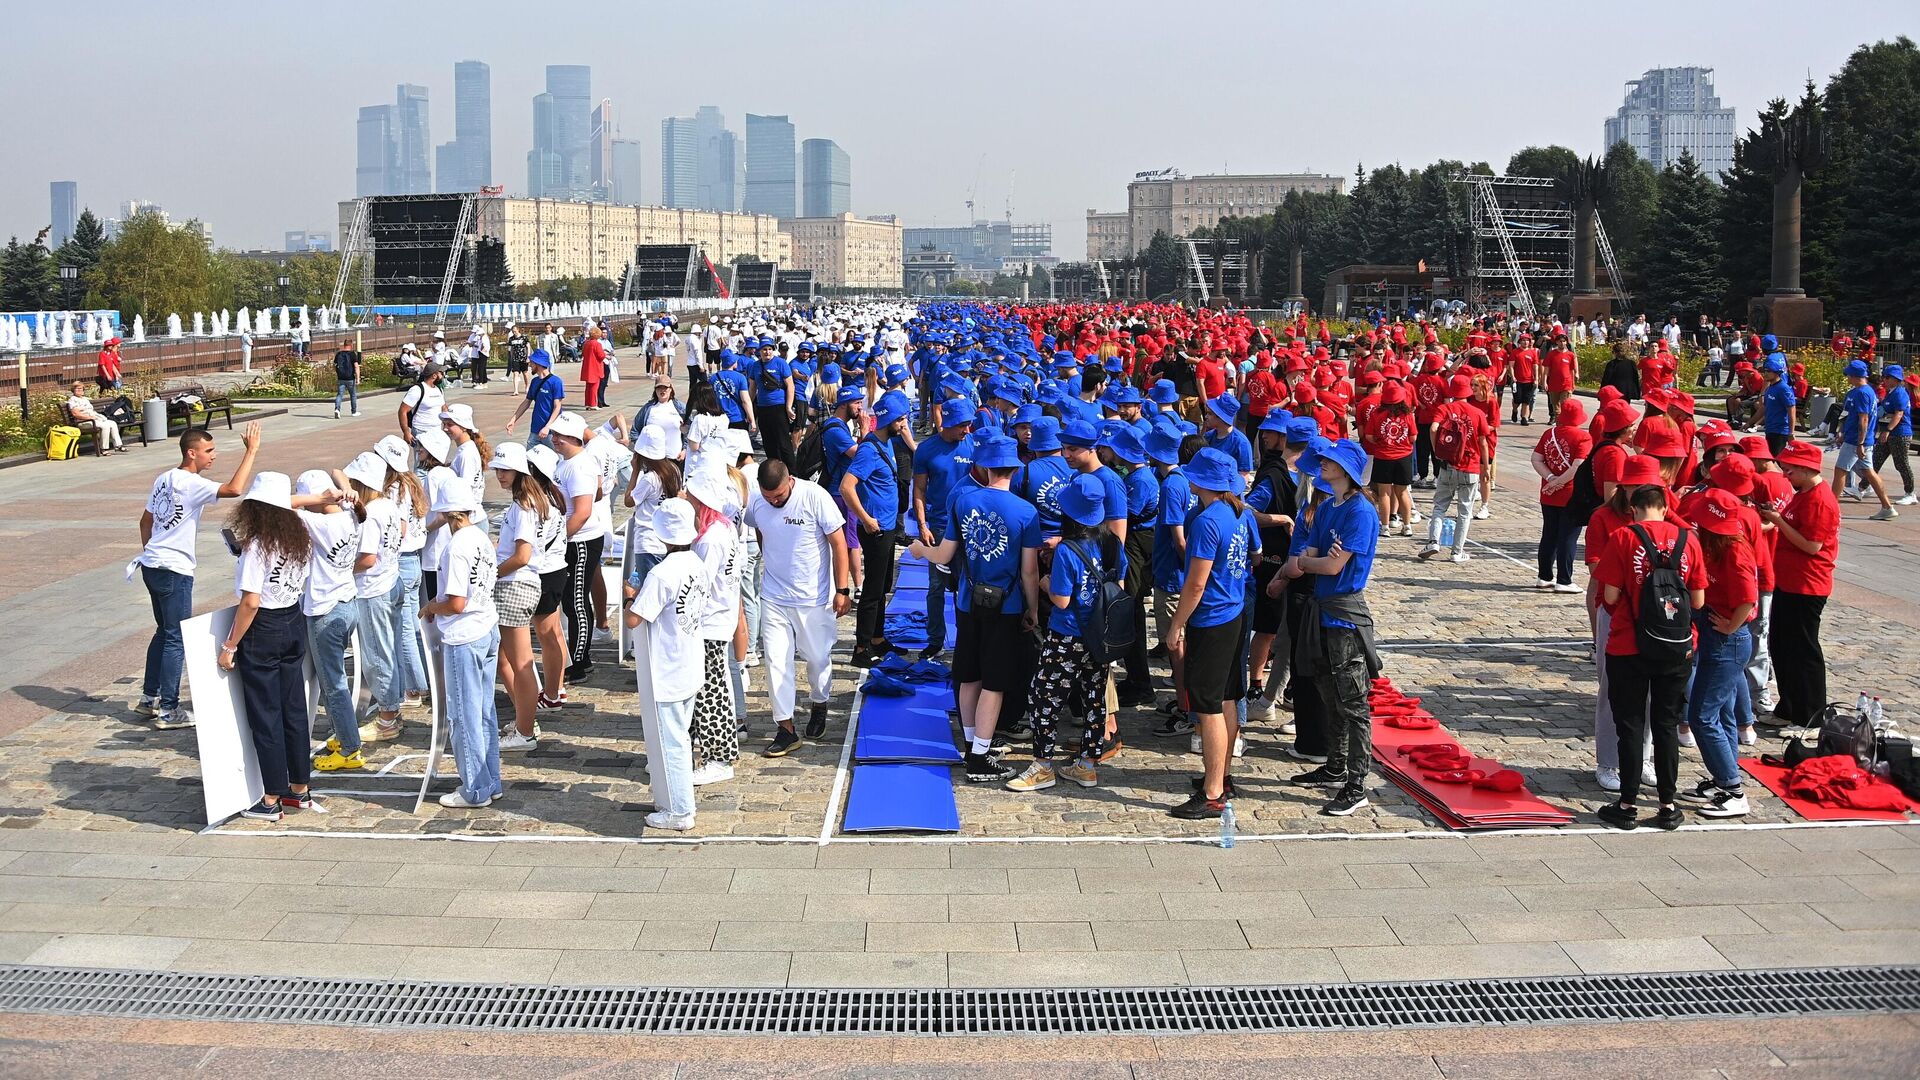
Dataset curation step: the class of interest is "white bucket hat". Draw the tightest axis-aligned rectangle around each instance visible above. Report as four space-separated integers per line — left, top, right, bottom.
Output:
294 469 334 498
526 444 561 480
441 402 478 432
414 428 452 465
635 426 669 461
488 443 530 475
243 472 293 510
652 499 696 546
343 451 388 491
548 411 587 442
428 469 480 514
682 457 735 512
374 435 411 474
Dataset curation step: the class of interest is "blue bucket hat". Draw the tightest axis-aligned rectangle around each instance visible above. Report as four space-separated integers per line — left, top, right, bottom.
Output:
1184 447 1238 493
1013 403 1043 426
1205 393 1240 427
1059 419 1101 449
1258 409 1295 434
1322 439 1369 485
1145 427 1183 467
1111 385 1143 405
1059 473 1108 527
1285 417 1320 445
529 348 552 368
873 397 910 428
1295 435 1333 478
1886 365 1906 381
1101 427 1147 466
1845 360 1870 379
1149 379 1179 405
974 436 1023 470
1027 416 1064 453
836 385 865 406
939 404 975 429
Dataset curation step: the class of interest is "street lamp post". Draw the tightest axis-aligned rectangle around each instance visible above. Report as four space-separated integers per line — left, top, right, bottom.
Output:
58 265 78 312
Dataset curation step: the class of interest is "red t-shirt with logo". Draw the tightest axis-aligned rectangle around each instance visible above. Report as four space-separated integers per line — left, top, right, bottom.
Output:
1244 369 1282 417
1364 407 1416 461
1412 374 1447 424
1702 535 1760 620
1774 482 1840 596
1432 401 1490 474
1545 349 1577 393
1511 347 1539 384
1595 519 1707 656
1534 425 1593 508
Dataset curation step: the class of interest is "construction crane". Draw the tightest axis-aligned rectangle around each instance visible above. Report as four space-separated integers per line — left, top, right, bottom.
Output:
964 154 986 223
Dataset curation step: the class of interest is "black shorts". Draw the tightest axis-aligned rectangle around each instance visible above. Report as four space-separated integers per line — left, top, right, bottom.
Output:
506 357 529 374
534 569 568 617
1370 455 1414 486
954 607 1028 694
1183 612 1247 714
1251 562 1285 635
1513 382 1537 405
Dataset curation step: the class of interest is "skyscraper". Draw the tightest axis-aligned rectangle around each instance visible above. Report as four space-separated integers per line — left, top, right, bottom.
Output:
1604 66 1737 178
661 116 699 209
694 106 742 212
528 92 562 197
394 84 432 193
744 114 796 219
611 139 645 205
589 99 616 198
436 59 492 192
801 139 850 217
50 181 78 247
356 104 397 196
546 65 592 193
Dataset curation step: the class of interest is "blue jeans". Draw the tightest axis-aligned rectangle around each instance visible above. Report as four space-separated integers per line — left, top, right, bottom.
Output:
334 379 359 413
1686 621 1751 790
393 553 428 696
308 599 361 753
741 546 763 654
924 532 950 655
355 586 401 711
443 628 503 804
141 565 193 711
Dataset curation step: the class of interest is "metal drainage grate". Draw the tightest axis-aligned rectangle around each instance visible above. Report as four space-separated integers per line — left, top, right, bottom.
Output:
1 965 1916 1036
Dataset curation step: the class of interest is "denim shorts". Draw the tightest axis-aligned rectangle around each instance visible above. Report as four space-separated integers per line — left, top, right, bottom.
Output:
1834 444 1870 475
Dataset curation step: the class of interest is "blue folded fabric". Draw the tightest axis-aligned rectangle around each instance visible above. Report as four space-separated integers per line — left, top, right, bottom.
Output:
862 672 916 697
874 653 914 676
906 658 952 683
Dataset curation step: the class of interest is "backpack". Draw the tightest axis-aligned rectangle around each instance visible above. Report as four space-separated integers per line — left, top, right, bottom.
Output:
1565 452 1604 523
333 349 357 381
1629 524 1694 667
1070 533 1138 664
1815 702 1877 768
792 424 827 482
1431 406 1476 468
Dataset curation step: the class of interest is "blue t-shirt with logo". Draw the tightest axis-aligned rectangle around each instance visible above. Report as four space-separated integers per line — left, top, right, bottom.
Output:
748 357 791 407
846 436 900 531
1882 385 1913 439
1014 455 1074 537
1205 426 1255 473
1763 380 1797 435
1184 498 1255 628
913 435 966 536
1306 491 1380 619
525 372 565 433
949 486 1039 615
1088 466 1128 525
1153 469 1195 593
1124 466 1159 521
821 417 857 489
1843 384 1879 447
1048 535 1101 637
711 370 749 423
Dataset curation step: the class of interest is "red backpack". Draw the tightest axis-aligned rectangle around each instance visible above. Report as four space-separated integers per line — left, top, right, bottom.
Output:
1432 405 1477 468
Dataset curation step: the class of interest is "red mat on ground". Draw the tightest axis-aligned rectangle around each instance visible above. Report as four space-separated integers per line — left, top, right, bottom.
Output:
1370 678 1573 830
1740 757 1920 823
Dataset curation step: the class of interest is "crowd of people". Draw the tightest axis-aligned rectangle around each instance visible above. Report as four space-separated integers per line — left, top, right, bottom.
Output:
126 298 1856 833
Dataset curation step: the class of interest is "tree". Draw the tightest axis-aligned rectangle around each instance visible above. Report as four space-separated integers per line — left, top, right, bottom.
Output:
1141 231 1187 297
90 210 218 321
55 209 107 301
1506 145 1582 181
1717 99 1787 313
0 237 56 310
1837 114 1920 326
1597 141 1657 286
1636 152 1727 316
1826 36 1920 324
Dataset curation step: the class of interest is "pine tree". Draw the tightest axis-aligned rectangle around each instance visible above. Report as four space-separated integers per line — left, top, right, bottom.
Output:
1597 141 1658 285
1637 152 1727 315
1717 99 1787 312
1837 124 1920 327
0 237 56 310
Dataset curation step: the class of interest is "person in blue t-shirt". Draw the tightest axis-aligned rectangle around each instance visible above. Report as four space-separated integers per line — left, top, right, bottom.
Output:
1061 419 1129 544
1834 360 1894 517
912 410 975 658
1761 360 1797 456
1006 473 1114 794
1280 439 1380 818
1201 392 1256 475
505 350 566 448
1147 426 1201 729
1014 417 1074 538
1168 447 1260 820
909 436 1039 783
842 395 909 667
1100 425 1159 706
748 340 796 468
1875 365 1916 505
709 355 754 432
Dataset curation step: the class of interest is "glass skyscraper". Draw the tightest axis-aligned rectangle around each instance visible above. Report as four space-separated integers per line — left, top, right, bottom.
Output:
801 138 850 217
356 104 397 196
1604 66 1736 178
546 65 592 194
694 106 742 212
50 181 78 247
394 84 432 194
744 114 796 218
660 116 698 209
436 60 491 192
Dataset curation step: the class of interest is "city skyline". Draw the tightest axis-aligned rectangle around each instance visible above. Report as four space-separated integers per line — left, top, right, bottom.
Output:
0 1 1907 255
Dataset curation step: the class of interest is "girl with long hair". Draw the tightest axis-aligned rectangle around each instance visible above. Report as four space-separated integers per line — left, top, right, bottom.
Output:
624 428 683 592
443 404 493 528
492 444 555 751
1363 382 1416 535
525 445 573 710
421 471 503 809
340 452 409 746
1679 491 1758 819
683 456 745 789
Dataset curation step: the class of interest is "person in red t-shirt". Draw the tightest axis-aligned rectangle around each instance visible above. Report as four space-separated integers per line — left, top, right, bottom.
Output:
1410 362 1448 487
1594 483 1708 826
1468 374 1502 518
1195 352 1228 401
1758 441 1839 728
1418 375 1490 562
1532 397 1593 591
1682 488 1760 816
1509 339 1540 426
1242 354 1282 439
1365 381 1418 535
1544 342 1579 416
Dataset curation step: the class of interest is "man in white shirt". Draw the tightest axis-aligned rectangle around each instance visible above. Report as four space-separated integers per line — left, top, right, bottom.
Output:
685 325 707 375
551 411 605 681
743 459 852 756
135 422 263 728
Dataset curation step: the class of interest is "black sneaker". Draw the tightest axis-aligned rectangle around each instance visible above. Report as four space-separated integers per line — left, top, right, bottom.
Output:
963 751 1014 783
998 719 1031 739
804 703 829 739
281 791 315 812
1116 685 1155 708
1147 643 1168 660
1321 785 1369 816
1151 714 1196 738
764 727 802 758
1293 764 1346 787
1675 778 1721 805
1169 791 1226 820
1187 776 1238 799
1652 805 1685 831
1597 803 1639 830
240 798 282 821
564 661 594 683
848 646 881 668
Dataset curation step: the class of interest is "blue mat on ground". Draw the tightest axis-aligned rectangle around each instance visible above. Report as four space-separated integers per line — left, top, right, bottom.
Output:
894 559 931 590
855 686 961 763
842 763 960 833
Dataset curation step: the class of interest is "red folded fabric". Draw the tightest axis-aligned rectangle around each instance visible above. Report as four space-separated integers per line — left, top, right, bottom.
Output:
1408 752 1472 771
1396 742 1462 758
1424 769 1486 784
1384 714 1438 730
1471 769 1526 793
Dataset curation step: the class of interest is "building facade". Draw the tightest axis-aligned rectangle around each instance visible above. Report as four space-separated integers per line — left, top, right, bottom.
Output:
546 65 592 194
50 181 78 247
611 139 645 206
780 213 903 290
1084 210 1131 261
589 99 615 197
801 138 851 217
356 104 397 196
1094 171 1344 256
694 105 742 212
906 220 1054 271
744 114 796 219
1604 66 1737 177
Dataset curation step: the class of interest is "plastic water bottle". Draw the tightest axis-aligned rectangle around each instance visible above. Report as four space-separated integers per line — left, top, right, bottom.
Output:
1439 517 1457 549
1870 697 1886 731
1219 801 1236 849
1857 692 1873 724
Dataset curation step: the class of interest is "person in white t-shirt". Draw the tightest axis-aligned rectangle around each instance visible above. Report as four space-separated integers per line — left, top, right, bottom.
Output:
489 443 558 752
374 435 432 718
421 471 503 809
625 499 709 831
550 411 604 682
743 460 851 757
684 456 745 787
217 472 317 822
584 418 630 643
135 422 262 729
398 365 448 450
341 451 409 744
623 426 679 593
295 470 369 774
441 403 493 529
524 444 573 708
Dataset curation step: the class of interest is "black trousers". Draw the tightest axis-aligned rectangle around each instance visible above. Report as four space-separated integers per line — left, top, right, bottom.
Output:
1536 502 1583 586
1414 427 1434 481
1769 591 1828 727
1874 435 1914 496
755 401 794 468
856 525 897 644
239 605 309 797
564 535 604 667
1606 652 1688 806
1315 624 1373 786
1285 588 1329 758
1119 527 1154 692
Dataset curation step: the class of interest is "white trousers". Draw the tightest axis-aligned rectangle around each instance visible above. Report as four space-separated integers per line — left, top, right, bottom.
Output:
763 600 836 722
91 416 123 449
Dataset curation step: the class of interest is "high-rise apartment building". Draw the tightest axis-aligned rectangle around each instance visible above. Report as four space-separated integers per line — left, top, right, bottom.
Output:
661 116 699 209
744 114 796 219
528 92 561 197
611 139 645 206
801 138 850 218
436 59 492 192
356 104 397 196
394 84 432 193
1604 66 1737 178
694 105 742 212
50 181 78 247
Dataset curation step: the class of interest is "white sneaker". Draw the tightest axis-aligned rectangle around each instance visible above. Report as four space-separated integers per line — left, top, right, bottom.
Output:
1450 553 1470 563
1417 545 1442 561
689 762 734 787
1595 766 1622 792
1536 578 1555 590
154 709 195 730
742 652 762 669
135 695 158 717
1898 494 1918 506
438 789 493 808
498 730 538 752
1677 725 1696 748
1410 510 1424 524
1553 582 1583 594
1870 506 1898 521
1473 505 1491 520
1739 725 1757 746
592 626 614 643
644 811 695 831
1279 720 1297 736
1841 488 1863 502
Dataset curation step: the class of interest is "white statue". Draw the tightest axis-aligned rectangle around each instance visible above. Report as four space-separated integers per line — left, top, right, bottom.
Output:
167 313 182 339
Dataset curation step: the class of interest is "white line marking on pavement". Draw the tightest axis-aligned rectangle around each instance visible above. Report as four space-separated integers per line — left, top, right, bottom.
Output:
818 688 862 846
1467 537 1536 570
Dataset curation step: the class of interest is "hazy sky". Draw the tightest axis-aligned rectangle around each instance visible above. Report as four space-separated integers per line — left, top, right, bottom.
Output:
2 1 1912 260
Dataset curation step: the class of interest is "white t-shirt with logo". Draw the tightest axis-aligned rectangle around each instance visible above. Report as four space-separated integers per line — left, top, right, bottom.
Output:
587 435 627 540
403 382 445 436
389 481 427 554
533 497 567 574
235 541 309 610
299 510 361 617
495 500 546 586
437 524 498 647
420 465 458 569
630 549 710 704
556 452 606 543
138 469 222 575
627 470 667 556
356 497 405 599
451 439 490 527
744 478 845 608
691 523 742 642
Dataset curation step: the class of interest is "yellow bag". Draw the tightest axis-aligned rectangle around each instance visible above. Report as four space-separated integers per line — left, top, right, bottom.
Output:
46 425 82 460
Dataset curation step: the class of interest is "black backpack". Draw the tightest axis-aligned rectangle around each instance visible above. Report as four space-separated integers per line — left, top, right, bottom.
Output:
1566 452 1603 523
1629 524 1694 666
333 349 358 381
1069 533 1138 664
792 424 827 482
